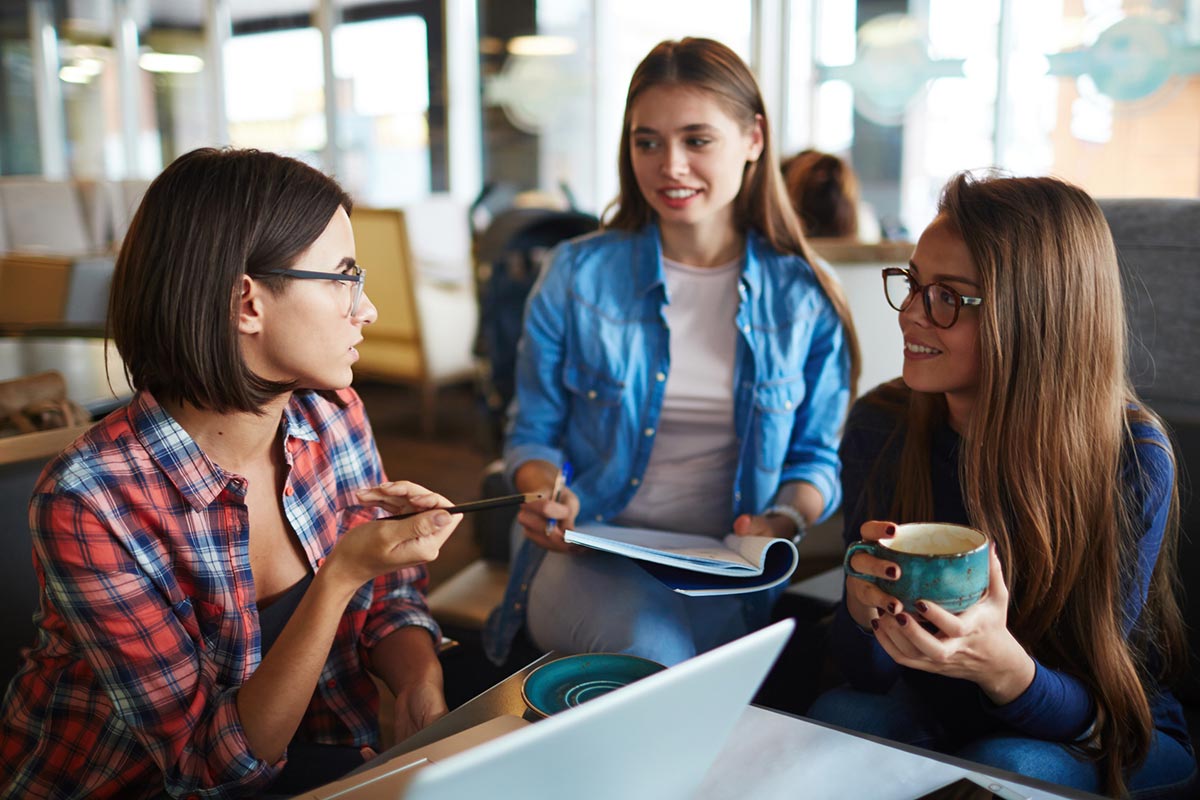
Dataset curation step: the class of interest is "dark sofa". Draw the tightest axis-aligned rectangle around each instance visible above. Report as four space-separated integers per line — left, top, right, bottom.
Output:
1100 198 1200 727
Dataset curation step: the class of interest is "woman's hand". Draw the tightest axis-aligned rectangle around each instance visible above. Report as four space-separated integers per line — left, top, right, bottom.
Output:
355 480 447 518
392 677 448 743
322 482 461 590
732 513 795 539
517 485 581 553
844 520 903 629
870 546 1036 705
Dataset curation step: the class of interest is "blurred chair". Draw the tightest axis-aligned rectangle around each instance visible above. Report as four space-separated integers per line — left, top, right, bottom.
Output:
349 206 478 437
0 179 95 256
0 423 90 691
1099 197 1200 729
401 194 475 285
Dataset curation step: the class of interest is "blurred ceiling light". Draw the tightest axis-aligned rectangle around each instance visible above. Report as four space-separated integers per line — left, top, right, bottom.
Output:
59 65 93 84
75 57 105 77
507 35 576 57
139 51 204 74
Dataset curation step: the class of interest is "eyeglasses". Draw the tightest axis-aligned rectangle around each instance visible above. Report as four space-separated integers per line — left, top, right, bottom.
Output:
882 267 982 329
253 265 367 318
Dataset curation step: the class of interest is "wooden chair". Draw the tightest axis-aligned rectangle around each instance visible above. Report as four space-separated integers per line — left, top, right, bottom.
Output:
350 207 479 437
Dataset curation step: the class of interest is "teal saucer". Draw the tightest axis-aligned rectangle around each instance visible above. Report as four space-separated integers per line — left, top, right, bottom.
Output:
521 653 665 719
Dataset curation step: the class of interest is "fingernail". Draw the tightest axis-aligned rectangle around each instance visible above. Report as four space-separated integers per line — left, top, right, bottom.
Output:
883 524 896 537
432 511 451 526
875 607 884 616
885 566 898 579
915 601 928 614
887 601 898 614
897 614 908 627
870 619 879 631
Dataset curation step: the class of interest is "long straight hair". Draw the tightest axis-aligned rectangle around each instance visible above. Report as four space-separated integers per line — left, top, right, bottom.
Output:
884 173 1185 795
605 37 860 395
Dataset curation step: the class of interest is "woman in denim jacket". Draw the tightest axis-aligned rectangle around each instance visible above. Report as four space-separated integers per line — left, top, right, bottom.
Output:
485 38 860 666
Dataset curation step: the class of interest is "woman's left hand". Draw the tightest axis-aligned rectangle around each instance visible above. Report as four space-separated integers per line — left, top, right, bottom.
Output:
391 677 448 743
732 513 795 539
871 546 1036 705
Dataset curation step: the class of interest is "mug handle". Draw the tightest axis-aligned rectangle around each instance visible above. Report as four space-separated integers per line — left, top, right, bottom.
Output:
843 541 880 583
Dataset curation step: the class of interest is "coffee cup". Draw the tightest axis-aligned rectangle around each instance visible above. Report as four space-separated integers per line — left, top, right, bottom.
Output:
843 523 989 613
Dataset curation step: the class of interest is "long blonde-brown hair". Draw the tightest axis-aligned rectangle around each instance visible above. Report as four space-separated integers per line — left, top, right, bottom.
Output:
883 173 1185 795
605 37 860 395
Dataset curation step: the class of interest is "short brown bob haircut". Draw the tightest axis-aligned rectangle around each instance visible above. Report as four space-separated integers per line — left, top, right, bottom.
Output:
109 147 352 414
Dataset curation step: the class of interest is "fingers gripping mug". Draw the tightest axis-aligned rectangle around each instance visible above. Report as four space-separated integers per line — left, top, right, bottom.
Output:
843 523 989 613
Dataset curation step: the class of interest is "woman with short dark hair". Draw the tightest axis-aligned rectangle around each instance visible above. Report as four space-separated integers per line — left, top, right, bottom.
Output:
0 147 462 798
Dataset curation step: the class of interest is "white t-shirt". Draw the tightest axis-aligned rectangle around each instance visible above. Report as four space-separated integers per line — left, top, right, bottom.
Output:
614 256 742 537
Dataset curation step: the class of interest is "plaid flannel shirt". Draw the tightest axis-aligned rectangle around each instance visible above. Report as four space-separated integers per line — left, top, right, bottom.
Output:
0 388 437 799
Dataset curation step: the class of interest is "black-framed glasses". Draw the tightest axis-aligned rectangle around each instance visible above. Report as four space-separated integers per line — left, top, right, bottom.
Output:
882 267 982 329
253 265 367 318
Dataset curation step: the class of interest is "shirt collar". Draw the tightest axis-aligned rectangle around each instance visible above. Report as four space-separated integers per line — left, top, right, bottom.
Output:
130 390 320 511
130 391 230 511
632 224 767 297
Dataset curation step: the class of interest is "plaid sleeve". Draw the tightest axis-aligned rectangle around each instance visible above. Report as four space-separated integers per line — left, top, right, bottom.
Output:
31 490 278 798
332 390 441 650
360 564 440 649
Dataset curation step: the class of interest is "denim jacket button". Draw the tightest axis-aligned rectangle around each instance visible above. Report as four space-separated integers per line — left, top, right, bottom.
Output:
587 390 597 399
644 428 655 437
630 478 639 486
655 372 666 382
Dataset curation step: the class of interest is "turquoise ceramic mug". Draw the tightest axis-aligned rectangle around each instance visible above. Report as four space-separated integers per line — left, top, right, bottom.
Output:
843 523 990 613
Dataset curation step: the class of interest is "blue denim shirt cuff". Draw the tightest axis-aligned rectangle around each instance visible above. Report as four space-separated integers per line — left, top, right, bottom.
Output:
779 465 841 523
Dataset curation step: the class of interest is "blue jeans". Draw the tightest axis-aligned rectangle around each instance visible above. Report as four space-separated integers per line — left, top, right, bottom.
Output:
521 522 754 666
808 684 1198 799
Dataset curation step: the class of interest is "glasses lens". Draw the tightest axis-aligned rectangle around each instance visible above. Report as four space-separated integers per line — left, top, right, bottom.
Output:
348 268 365 317
884 271 916 312
926 283 961 328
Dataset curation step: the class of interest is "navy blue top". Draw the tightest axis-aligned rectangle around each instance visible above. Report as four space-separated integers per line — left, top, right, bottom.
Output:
829 390 1190 746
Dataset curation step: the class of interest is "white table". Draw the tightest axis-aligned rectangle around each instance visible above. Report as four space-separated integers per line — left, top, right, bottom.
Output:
695 705 1096 800
371 653 1100 800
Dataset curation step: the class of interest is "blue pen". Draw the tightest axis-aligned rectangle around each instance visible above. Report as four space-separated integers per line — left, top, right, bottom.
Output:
546 461 573 533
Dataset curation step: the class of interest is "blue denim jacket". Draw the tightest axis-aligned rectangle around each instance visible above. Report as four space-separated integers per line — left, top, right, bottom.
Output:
483 224 851 663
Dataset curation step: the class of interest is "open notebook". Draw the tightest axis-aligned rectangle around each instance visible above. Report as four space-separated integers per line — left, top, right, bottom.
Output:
295 619 794 800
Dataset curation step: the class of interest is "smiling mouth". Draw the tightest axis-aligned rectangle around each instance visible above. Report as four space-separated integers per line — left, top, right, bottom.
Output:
661 188 699 199
905 342 942 355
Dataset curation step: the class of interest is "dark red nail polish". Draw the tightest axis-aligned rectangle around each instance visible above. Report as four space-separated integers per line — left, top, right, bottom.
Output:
897 614 908 626
884 524 897 537
870 619 879 630
916 601 929 614
885 566 898 579
888 601 898 614
875 607 885 616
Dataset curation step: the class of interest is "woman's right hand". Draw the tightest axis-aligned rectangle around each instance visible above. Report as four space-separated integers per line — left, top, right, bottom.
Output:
323 488 461 590
844 520 903 629
517 485 581 553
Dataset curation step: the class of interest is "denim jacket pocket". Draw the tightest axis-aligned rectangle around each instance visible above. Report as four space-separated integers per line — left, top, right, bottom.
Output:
753 377 805 472
562 360 624 460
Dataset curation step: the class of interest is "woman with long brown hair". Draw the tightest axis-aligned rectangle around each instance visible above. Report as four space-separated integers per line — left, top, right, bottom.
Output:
811 172 1195 797
484 37 859 666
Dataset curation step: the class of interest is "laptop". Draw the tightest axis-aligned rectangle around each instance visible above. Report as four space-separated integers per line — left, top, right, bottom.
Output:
296 618 794 800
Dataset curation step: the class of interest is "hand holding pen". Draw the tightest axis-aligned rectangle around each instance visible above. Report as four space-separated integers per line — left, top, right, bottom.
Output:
514 460 579 553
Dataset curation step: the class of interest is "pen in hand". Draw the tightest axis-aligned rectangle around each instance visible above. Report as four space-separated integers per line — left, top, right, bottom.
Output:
545 461 573 534
382 492 542 520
